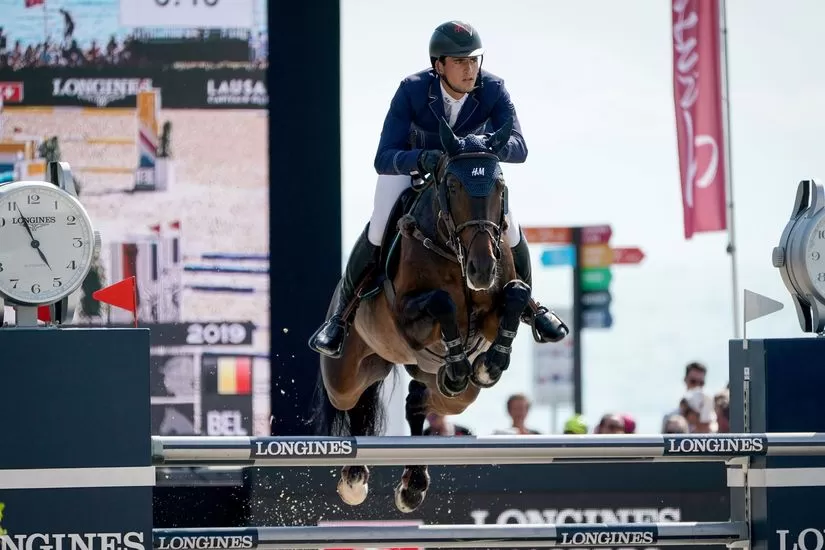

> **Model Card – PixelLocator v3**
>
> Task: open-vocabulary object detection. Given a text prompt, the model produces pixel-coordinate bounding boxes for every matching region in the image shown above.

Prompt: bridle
[431,150,508,280]
[393,145,509,361]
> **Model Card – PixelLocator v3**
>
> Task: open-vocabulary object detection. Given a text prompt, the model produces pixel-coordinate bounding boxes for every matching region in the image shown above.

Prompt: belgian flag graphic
[203,355,252,395]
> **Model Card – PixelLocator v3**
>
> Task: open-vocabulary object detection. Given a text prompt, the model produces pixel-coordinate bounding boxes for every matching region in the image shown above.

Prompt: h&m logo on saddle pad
[471,167,485,177]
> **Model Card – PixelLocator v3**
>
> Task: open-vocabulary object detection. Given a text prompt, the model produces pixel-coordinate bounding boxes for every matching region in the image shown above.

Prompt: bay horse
[312,117,532,513]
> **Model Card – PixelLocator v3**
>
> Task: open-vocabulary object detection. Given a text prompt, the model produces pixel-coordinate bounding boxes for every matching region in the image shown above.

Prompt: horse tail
[310,369,390,437]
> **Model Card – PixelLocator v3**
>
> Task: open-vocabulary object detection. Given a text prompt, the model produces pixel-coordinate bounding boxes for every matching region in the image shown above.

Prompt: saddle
[360,185,426,300]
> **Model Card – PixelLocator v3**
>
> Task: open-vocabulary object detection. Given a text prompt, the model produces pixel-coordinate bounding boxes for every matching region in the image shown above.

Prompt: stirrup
[308,315,349,358]
[522,302,566,343]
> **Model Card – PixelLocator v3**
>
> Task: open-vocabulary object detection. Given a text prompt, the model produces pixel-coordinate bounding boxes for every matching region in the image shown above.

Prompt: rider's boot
[511,232,569,343]
[309,224,380,358]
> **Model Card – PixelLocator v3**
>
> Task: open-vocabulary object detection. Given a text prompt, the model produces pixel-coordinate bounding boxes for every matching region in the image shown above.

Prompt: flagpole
[719,0,740,339]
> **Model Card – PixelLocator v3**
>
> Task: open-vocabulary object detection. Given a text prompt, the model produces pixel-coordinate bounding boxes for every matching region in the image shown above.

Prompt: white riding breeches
[367,174,521,247]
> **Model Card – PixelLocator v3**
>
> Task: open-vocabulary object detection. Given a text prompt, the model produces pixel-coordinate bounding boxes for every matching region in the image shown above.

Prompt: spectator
[682,388,716,433]
[622,414,637,434]
[423,412,472,436]
[594,414,626,434]
[493,393,540,434]
[563,414,588,434]
[662,361,708,431]
[715,389,730,433]
[663,414,689,433]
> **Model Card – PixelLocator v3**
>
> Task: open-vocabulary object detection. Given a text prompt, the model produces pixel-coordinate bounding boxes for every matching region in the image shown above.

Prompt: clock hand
[35,246,53,270]
[15,205,53,270]
[15,205,37,242]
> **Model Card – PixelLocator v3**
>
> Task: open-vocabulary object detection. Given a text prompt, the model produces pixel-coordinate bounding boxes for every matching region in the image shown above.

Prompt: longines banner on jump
[241,462,731,550]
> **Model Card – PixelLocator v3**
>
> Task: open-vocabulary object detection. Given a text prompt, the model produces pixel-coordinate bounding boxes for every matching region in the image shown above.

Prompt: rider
[309,20,568,359]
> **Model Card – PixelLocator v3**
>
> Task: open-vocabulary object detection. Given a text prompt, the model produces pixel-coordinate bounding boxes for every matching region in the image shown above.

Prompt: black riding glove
[417,149,441,177]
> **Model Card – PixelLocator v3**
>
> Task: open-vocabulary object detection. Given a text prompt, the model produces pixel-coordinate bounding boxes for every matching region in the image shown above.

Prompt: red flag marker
[93,276,138,327]
[37,305,51,322]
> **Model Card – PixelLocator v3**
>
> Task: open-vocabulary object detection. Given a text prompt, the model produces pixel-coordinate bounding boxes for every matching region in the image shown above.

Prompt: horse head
[434,117,513,291]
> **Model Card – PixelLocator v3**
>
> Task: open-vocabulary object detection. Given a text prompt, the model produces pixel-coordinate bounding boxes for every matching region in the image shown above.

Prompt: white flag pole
[719,0,741,339]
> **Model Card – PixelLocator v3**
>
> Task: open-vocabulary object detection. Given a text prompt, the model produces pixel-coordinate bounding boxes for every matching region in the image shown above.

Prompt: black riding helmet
[429,21,485,92]
[429,20,484,65]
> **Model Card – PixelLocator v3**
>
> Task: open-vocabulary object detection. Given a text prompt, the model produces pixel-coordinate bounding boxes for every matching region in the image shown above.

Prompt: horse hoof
[394,483,427,513]
[394,467,430,513]
[437,365,469,397]
[337,466,369,506]
[470,352,503,388]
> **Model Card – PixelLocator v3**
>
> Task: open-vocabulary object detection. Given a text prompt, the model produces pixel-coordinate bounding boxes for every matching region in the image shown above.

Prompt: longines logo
[252,438,355,458]
[469,506,680,524]
[156,535,255,550]
[51,78,153,107]
[0,532,145,550]
[778,529,825,550]
[11,217,55,231]
[663,435,766,455]
[557,528,656,547]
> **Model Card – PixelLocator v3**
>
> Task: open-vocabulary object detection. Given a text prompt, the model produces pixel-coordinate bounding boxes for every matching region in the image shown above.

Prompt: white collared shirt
[440,79,468,127]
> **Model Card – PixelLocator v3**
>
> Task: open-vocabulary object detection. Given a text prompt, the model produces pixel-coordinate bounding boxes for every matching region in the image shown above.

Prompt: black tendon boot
[309,225,380,358]
[511,234,569,343]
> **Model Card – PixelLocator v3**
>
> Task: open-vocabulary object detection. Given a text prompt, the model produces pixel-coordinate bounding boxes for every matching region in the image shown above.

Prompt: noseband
[434,151,508,279]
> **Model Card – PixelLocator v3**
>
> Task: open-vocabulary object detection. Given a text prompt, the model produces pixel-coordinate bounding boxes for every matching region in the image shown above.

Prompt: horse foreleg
[336,378,386,506]
[395,378,431,513]
[471,279,531,388]
[401,289,472,398]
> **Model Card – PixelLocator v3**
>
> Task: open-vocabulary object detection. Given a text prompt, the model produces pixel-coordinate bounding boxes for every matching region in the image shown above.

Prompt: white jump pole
[152,432,825,467]
[153,521,748,549]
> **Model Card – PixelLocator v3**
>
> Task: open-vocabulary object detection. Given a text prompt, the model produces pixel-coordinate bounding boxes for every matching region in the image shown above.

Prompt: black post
[571,226,583,415]
[268,2,342,435]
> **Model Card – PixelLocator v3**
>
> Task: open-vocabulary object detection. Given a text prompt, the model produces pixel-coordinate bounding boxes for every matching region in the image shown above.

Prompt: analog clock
[0,180,98,306]
[772,178,825,334]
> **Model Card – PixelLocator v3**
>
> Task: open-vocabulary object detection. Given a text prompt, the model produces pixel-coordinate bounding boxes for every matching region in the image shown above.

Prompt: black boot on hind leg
[395,379,430,513]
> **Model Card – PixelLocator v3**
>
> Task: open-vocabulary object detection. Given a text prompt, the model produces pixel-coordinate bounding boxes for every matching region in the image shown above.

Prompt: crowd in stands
[424,361,730,436]
[0,10,268,70]
[0,11,132,69]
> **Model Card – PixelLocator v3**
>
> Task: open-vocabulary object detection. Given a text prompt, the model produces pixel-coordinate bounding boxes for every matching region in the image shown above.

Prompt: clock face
[806,215,825,297]
[0,182,95,305]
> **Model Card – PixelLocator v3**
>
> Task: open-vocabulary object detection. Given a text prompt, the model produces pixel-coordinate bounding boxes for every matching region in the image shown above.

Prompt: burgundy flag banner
[672,0,727,239]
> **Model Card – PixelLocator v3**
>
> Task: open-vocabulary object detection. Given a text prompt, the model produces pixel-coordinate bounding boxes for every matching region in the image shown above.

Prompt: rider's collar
[440,79,469,105]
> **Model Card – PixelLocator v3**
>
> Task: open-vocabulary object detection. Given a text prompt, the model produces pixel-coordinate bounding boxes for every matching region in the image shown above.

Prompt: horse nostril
[467,261,478,277]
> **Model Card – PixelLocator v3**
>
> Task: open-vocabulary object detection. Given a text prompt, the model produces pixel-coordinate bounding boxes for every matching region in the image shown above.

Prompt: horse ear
[487,117,514,154]
[438,116,460,155]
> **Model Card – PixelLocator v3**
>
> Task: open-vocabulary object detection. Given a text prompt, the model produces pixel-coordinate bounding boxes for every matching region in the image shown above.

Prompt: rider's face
[437,56,480,96]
